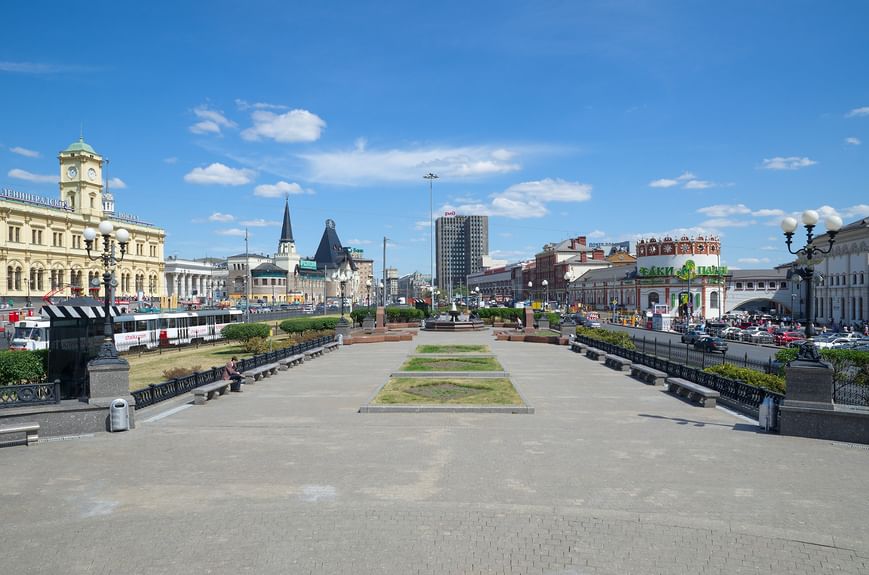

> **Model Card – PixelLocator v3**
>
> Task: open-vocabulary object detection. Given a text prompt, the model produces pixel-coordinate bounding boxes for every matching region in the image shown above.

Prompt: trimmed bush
[222,322,271,342]
[775,347,869,392]
[386,307,424,323]
[576,327,636,350]
[704,363,786,394]
[476,308,524,322]
[242,336,270,355]
[0,350,46,385]
[279,317,339,334]
[162,365,202,380]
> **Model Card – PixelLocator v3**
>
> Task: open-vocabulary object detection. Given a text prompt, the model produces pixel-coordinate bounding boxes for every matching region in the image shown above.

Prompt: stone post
[87,357,136,430]
[524,307,535,334]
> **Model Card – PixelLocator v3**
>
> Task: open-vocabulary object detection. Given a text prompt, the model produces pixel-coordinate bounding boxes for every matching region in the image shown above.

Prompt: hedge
[221,323,271,342]
[576,327,636,350]
[279,317,339,334]
[349,306,424,324]
[774,347,869,391]
[0,350,46,386]
[703,363,786,394]
[475,308,524,321]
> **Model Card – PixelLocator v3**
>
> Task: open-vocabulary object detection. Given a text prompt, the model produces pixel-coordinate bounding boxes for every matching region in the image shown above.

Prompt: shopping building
[1,137,165,307]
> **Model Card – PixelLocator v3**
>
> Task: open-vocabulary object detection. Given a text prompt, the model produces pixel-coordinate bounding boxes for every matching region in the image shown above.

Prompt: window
[8,225,21,242]
[136,243,143,256]
[710,291,720,309]
[736,282,743,289]
[72,235,81,249]
[52,231,64,247]
[747,282,754,289]
[780,282,787,289]
[31,229,43,244]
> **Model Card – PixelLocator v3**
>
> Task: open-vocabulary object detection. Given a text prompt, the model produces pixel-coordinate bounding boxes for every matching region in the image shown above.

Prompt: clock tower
[58,136,104,217]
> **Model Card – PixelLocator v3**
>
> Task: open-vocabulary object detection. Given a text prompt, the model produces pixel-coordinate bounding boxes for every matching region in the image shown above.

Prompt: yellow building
[1,138,165,307]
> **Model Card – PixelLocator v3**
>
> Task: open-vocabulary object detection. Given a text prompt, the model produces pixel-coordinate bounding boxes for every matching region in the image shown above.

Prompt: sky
[2,1,868,277]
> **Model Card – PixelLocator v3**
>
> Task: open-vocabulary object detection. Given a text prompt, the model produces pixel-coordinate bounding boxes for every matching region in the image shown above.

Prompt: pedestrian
[223,356,243,391]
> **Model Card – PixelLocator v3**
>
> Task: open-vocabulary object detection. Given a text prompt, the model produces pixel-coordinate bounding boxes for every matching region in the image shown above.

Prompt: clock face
[87,168,97,181]
[67,166,78,179]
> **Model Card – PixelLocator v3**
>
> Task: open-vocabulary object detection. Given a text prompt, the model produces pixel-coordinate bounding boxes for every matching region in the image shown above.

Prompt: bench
[570,341,587,354]
[585,347,606,362]
[604,354,633,372]
[278,355,304,370]
[304,346,325,360]
[193,381,231,405]
[630,365,668,386]
[666,377,720,408]
[0,422,39,445]
[242,363,280,383]
[324,341,340,353]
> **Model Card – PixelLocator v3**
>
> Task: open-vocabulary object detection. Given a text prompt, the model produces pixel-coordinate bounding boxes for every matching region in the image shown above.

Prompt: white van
[9,318,50,351]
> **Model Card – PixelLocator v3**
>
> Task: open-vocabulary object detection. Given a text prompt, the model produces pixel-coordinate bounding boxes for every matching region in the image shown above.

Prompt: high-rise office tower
[435,215,489,294]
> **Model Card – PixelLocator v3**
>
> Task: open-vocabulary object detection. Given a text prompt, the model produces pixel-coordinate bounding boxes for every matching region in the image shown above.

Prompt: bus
[8,309,243,352]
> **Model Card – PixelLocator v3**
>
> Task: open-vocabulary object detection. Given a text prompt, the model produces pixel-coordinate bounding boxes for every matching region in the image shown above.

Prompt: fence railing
[574,334,785,423]
[0,380,62,409]
[131,336,333,410]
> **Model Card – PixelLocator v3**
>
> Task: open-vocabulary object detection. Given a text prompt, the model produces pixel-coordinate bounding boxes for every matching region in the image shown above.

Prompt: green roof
[63,137,96,154]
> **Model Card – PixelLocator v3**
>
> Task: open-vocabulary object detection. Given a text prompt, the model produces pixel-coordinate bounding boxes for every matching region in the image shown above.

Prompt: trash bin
[758,396,776,432]
[109,398,130,432]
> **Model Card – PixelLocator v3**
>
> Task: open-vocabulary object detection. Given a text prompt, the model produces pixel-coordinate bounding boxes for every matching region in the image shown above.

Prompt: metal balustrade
[0,381,62,409]
[131,335,333,409]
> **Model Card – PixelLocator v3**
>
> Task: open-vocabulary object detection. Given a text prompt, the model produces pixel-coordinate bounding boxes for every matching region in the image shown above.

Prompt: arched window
[6,266,13,290]
[14,267,22,290]
[647,292,659,309]
[710,291,720,309]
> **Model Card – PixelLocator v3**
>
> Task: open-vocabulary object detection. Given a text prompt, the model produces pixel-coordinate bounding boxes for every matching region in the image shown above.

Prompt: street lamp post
[379,280,385,307]
[527,281,533,303]
[542,279,549,310]
[366,279,372,314]
[564,270,575,311]
[331,259,354,326]
[424,173,438,305]
[83,220,130,360]
[474,286,480,308]
[780,210,842,360]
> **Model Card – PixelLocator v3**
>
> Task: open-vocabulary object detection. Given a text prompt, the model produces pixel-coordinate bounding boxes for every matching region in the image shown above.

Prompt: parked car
[774,330,805,346]
[721,327,742,340]
[694,337,728,354]
[681,330,708,344]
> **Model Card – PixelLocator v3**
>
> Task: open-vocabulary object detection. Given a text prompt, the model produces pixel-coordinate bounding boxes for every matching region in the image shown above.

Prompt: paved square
[4,330,869,574]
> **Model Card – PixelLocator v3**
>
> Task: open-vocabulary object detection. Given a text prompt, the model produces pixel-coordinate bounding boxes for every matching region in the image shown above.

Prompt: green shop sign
[639,260,727,278]
[299,260,318,271]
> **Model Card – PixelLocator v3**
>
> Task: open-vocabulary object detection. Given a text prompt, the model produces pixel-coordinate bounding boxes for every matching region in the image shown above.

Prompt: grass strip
[399,356,503,372]
[373,377,522,405]
[415,344,490,354]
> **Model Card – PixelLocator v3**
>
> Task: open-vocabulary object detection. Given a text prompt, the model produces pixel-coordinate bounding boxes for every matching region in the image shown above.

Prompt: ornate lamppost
[366,278,372,312]
[780,210,841,360]
[527,281,533,303]
[564,269,575,310]
[542,279,549,310]
[83,220,130,360]
[331,258,354,326]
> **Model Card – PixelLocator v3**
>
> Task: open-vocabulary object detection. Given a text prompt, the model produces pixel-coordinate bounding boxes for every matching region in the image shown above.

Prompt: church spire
[279,195,294,244]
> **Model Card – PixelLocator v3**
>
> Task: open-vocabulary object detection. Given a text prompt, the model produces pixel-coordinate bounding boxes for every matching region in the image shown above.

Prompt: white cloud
[649,178,678,188]
[697,204,751,217]
[0,61,79,74]
[683,179,714,190]
[346,238,373,245]
[414,220,432,230]
[845,106,869,118]
[759,246,779,251]
[216,228,247,237]
[239,219,279,227]
[587,230,606,239]
[184,163,255,185]
[845,137,861,146]
[752,208,785,218]
[235,99,288,111]
[299,144,522,185]
[701,218,752,228]
[445,178,592,219]
[738,257,770,264]
[676,171,696,181]
[209,212,235,223]
[241,109,325,143]
[252,180,311,198]
[760,156,817,170]
[841,204,869,219]
[163,157,178,164]
[8,168,56,183]
[108,177,126,189]
[189,105,236,135]
[9,146,39,158]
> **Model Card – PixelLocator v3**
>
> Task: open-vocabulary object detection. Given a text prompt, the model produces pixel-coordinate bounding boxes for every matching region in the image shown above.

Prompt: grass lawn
[399,356,503,372]
[415,344,490,354]
[125,341,249,391]
[373,377,522,405]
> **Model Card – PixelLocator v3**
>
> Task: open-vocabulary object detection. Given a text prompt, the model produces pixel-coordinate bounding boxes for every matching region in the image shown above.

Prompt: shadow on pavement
[638,413,760,433]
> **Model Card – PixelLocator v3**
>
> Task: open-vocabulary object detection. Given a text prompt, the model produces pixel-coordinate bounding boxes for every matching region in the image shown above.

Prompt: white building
[164,257,228,304]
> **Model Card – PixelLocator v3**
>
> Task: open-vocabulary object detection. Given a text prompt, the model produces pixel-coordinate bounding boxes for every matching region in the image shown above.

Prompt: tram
[8,308,243,352]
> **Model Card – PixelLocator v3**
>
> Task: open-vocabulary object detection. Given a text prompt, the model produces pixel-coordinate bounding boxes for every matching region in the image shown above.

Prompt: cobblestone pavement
[4,330,869,574]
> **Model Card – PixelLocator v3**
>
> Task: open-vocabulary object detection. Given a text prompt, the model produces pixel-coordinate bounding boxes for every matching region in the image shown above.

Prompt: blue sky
[2,1,868,275]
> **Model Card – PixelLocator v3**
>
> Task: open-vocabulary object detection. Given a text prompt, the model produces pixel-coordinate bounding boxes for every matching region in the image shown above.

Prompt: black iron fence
[630,335,776,373]
[0,380,62,409]
[575,334,784,422]
[131,336,333,410]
